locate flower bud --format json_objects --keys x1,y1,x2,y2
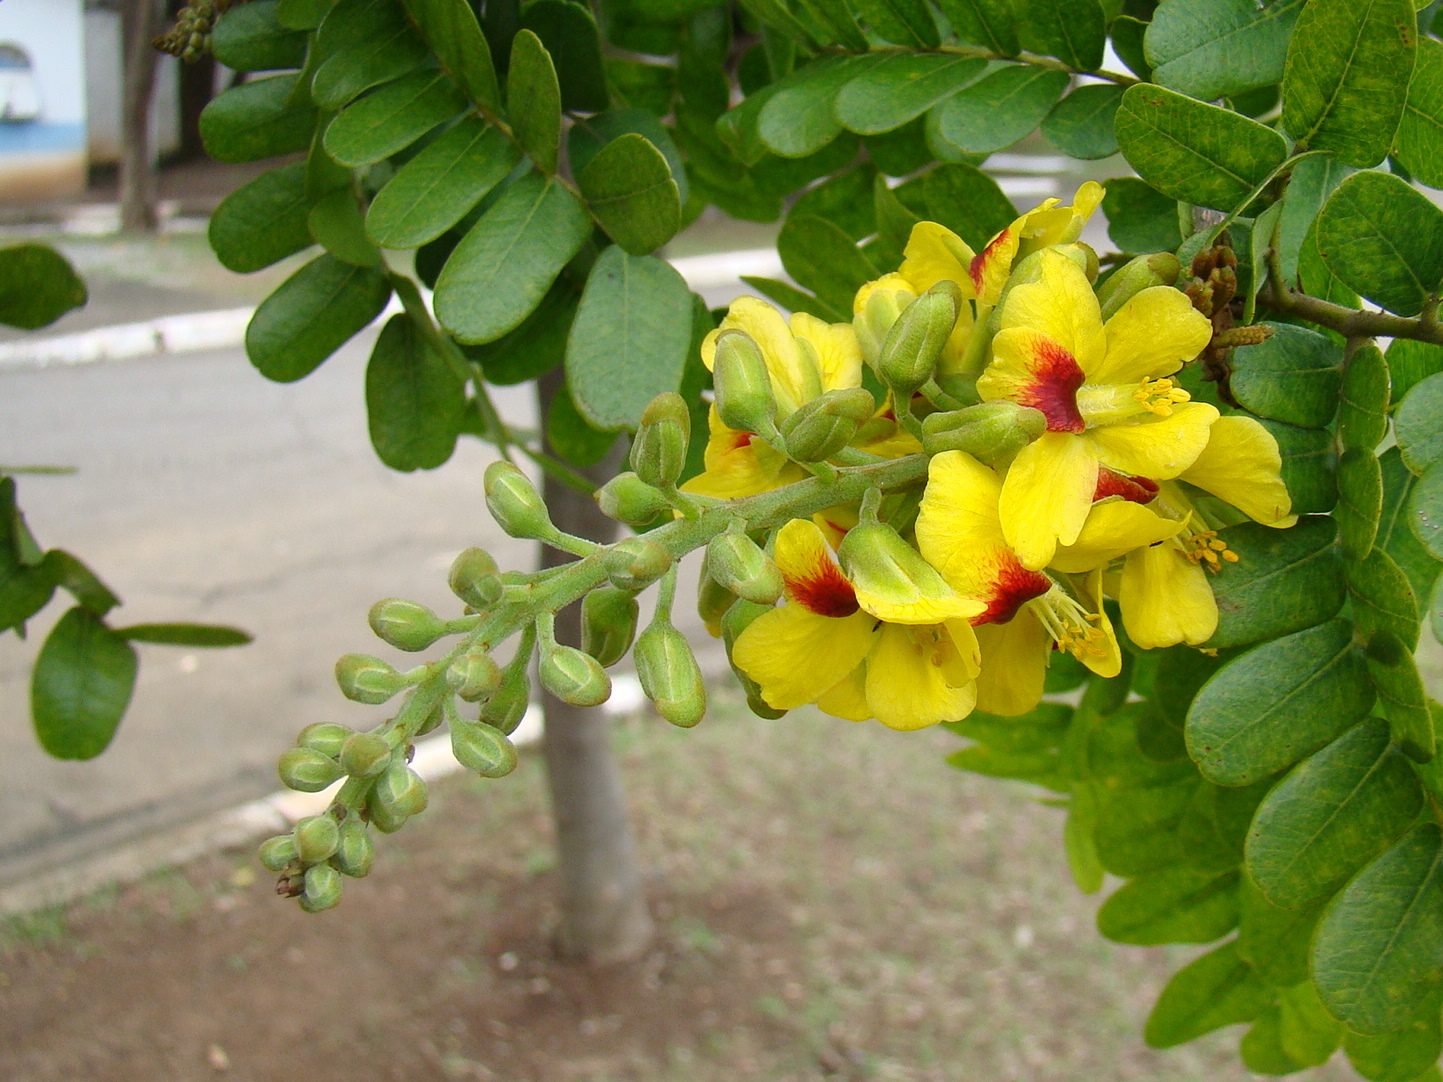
[
  {"x1": 853, "y1": 275, "x2": 917, "y2": 367},
  {"x1": 696, "y1": 571, "x2": 733, "y2": 638},
  {"x1": 634, "y1": 621, "x2": 706, "y2": 728},
  {"x1": 373, "y1": 759, "x2": 428, "y2": 820},
  {"x1": 878, "y1": 282, "x2": 962, "y2": 397},
  {"x1": 368, "y1": 598, "x2": 446, "y2": 652},
  {"x1": 479, "y1": 667, "x2": 530, "y2": 734},
  {"x1": 540, "y1": 640, "x2": 612, "y2": 706},
  {"x1": 296, "y1": 722, "x2": 352, "y2": 758},
  {"x1": 332, "y1": 817, "x2": 374, "y2": 878},
  {"x1": 335, "y1": 653, "x2": 406, "y2": 705},
  {"x1": 259, "y1": 833, "x2": 298, "y2": 872},
  {"x1": 596, "y1": 472, "x2": 671, "y2": 526},
  {"x1": 630, "y1": 392, "x2": 691, "y2": 489},
  {"x1": 339, "y1": 731, "x2": 393, "y2": 778},
  {"x1": 416, "y1": 700, "x2": 445, "y2": 736},
  {"x1": 605, "y1": 536, "x2": 673, "y2": 591},
  {"x1": 712, "y1": 330, "x2": 782, "y2": 443},
  {"x1": 839, "y1": 519, "x2": 966, "y2": 617},
  {"x1": 300, "y1": 863, "x2": 342, "y2": 912},
  {"x1": 451, "y1": 718, "x2": 519, "y2": 777},
  {"x1": 706, "y1": 529, "x2": 783, "y2": 605},
  {"x1": 294, "y1": 814, "x2": 341, "y2": 865},
  {"x1": 278, "y1": 747, "x2": 345, "y2": 793},
  {"x1": 484, "y1": 461, "x2": 554, "y2": 540},
  {"x1": 448, "y1": 546, "x2": 502, "y2": 610},
  {"x1": 582, "y1": 586, "x2": 639, "y2": 666},
  {"x1": 447, "y1": 649, "x2": 502, "y2": 702},
  {"x1": 921, "y1": 402, "x2": 1047, "y2": 464},
  {"x1": 720, "y1": 599, "x2": 787, "y2": 720},
  {"x1": 778, "y1": 387, "x2": 876, "y2": 463},
  {"x1": 1097, "y1": 252, "x2": 1183, "y2": 321}
]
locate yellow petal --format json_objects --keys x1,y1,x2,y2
[
  {"x1": 679, "y1": 405, "x2": 804, "y2": 499},
  {"x1": 772, "y1": 518, "x2": 861, "y2": 617},
  {"x1": 853, "y1": 272, "x2": 917, "y2": 317},
  {"x1": 900, "y1": 222, "x2": 978, "y2": 298},
  {"x1": 1088, "y1": 400, "x2": 1219, "y2": 480},
  {"x1": 790, "y1": 312, "x2": 864, "y2": 392},
  {"x1": 969, "y1": 224, "x2": 1022, "y2": 307},
  {"x1": 701, "y1": 296, "x2": 811, "y2": 414},
  {"x1": 1094, "y1": 286, "x2": 1213, "y2": 386},
  {"x1": 1075, "y1": 567, "x2": 1123, "y2": 678},
  {"x1": 817, "y1": 667, "x2": 870, "y2": 721},
  {"x1": 999, "y1": 432, "x2": 1099, "y2": 570},
  {"x1": 973, "y1": 614, "x2": 1048, "y2": 716},
  {"x1": 1119, "y1": 544, "x2": 1219, "y2": 649},
  {"x1": 863, "y1": 624, "x2": 977, "y2": 731},
  {"x1": 916, "y1": 450, "x2": 1009, "y2": 594},
  {"x1": 1180, "y1": 415, "x2": 1296, "y2": 527},
  {"x1": 733, "y1": 604, "x2": 879, "y2": 710},
  {"x1": 1050, "y1": 501, "x2": 1185, "y2": 574},
  {"x1": 943, "y1": 617, "x2": 983, "y2": 680},
  {"x1": 978, "y1": 328, "x2": 1086, "y2": 432},
  {"x1": 995, "y1": 250, "x2": 1106, "y2": 371}
]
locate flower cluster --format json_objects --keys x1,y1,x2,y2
[{"x1": 691, "y1": 185, "x2": 1295, "y2": 729}]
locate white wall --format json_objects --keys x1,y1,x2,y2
[
  {"x1": 84, "y1": 8, "x2": 181, "y2": 163},
  {"x1": 0, "y1": 0, "x2": 86, "y2": 125}
]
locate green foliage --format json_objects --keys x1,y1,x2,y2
[
  {"x1": 366, "y1": 314, "x2": 467, "y2": 470},
  {"x1": 0, "y1": 244, "x2": 86, "y2": 330},
  {"x1": 1204, "y1": 517, "x2": 1344, "y2": 649},
  {"x1": 246, "y1": 254, "x2": 391, "y2": 381},
  {"x1": 1316, "y1": 171, "x2": 1443, "y2": 317},
  {"x1": 1229, "y1": 323, "x2": 1341, "y2": 428},
  {"x1": 200, "y1": 73, "x2": 316, "y2": 163},
  {"x1": 1144, "y1": 0, "x2": 1302, "y2": 101}
]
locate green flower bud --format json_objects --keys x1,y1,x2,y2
[
  {"x1": 596, "y1": 472, "x2": 671, "y2": 526},
  {"x1": 706, "y1": 528, "x2": 783, "y2": 606},
  {"x1": 720, "y1": 599, "x2": 787, "y2": 720},
  {"x1": 778, "y1": 386, "x2": 876, "y2": 463},
  {"x1": 605, "y1": 536, "x2": 673, "y2": 591},
  {"x1": 696, "y1": 571, "x2": 733, "y2": 638},
  {"x1": 335, "y1": 653, "x2": 406, "y2": 705},
  {"x1": 480, "y1": 667, "x2": 530, "y2": 734},
  {"x1": 630, "y1": 392, "x2": 691, "y2": 489},
  {"x1": 921, "y1": 402, "x2": 1047, "y2": 465},
  {"x1": 451, "y1": 719, "x2": 519, "y2": 778},
  {"x1": 296, "y1": 722, "x2": 353, "y2": 758},
  {"x1": 300, "y1": 863, "x2": 343, "y2": 912},
  {"x1": 484, "y1": 461, "x2": 554, "y2": 540},
  {"x1": 258, "y1": 834, "x2": 298, "y2": 872},
  {"x1": 332, "y1": 817, "x2": 374, "y2": 878},
  {"x1": 853, "y1": 279, "x2": 916, "y2": 367},
  {"x1": 339, "y1": 731, "x2": 393, "y2": 778},
  {"x1": 838, "y1": 519, "x2": 962, "y2": 615},
  {"x1": 991, "y1": 244, "x2": 1096, "y2": 331},
  {"x1": 278, "y1": 747, "x2": 345, "y2": 793},
  {"x1": 878, "y1": 282, "x2": 963, "y2": 397},
  {"x1": 448, "y1": 546, "x2": 502, "y2": 610},
  {"x1": 416, "y1": 701, "x2": 445, "y2": 736},
  {"x1": 634, "y1": 621, "x2": 706, "y2": 728},
  {"x1": 712, "y1": 330, "x2": 782, "y2": 443},
  {"x1": 368, "y1": 598, "x2": 446, "y2": 653},
  {"x1": 374, "y1": 760, "x2": 428, "y2": 820},
  {"x1": 1097, "y1": 252, "x2": 1183, "y2": 321},
  {"x1": 582, "y1": 586, "x2": 640, "y2": 666},
  {"x1": 540, "y1": 640, "x2": 612, "y2": 706},
  {"x1": 447, "y1": 649, "x2": 503, "y2": 702},
  {"x1": 293, "y1": 814, "x2": 341, "y2": 865}
]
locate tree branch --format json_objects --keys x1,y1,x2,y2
[{"x1": 1256, "y1": 284, "x2": 1443, "y2": 347}]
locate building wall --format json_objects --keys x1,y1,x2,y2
[
  {"x1": 0, "y1": 0, "x2": 87, "y2": 203},
  {"x1": 84, "y1": 8, "x2": 181, "y2": 165}
]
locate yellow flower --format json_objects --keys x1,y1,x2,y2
[
  {"x1": 976, "y1": 249, "x2": 1215, "y2": 570},
  {"x1": 732, "y1": 519, "x2": 983, "y2": 730}
]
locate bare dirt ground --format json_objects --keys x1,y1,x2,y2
[{"x1": 0, "y1": 691, "x2": 1358, "y2": 1081}]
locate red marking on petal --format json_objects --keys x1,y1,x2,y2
[
  {"x1": 971, "y1": 552, "x2": 1050, "y2": 626},
  {"x1": 785, "y1": 553, "x2": 859, "y2": 618},
  {"x1": 1016, "y1": 338, "x2": 1085, "y2": 433},
  {"x1": 1093, "y1": 467, "x2": 1159, "y2": 504},
  {"x1": 724, "y1": 430, "x2": 755, "y2": 451},
  {"x1": 821, "y1": 518, "x2": 852, "y2": 541},
  {"x1": 969, "y1": 228, "x2": 1010, "y2": 295}
]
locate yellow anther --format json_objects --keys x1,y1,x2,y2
[
  {"x1": 1133, "y1": 377, "x2": 1191, "y2": 418},
  {"x1": 1183, "y1": 530, "x2": 1238, "y2": 572}
]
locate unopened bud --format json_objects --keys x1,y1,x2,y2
[
  {"x1": 853, "y1": 274, "x2": 917, "y2": 367},
  {"x1": 720, "y1": 599, "x2": 787, "y2": 720},
  {"x1": 634, "y1": 621, "x2": 706, "y2": 728},
  {"x1": 447, "y1": 649, "x2": 502, "y2": 702},
  {"x1": 278, "y1": 746, "x2": 345, "y2": 793},
  {"x1": 451, "y1": 718, "x2": 519, "y2": 777},
  {"x1": 448, "y1": 546, "x2": 502, "y2": 610},
  {"x1": 631, "y1": 392, "x2": 691, "y2": 488},
  {"x1": 696, "y1": 572, "x2": 733, "y2": 638},
  {"x1": 339, "y1": 731, "x2": 393, "y2": 778},
  {"x1": 779, "y1": 387, "x2": 875, "y2": 462},
  {"x1": 605, "y1": 536, "x2": 673, "y2": 591},
  {"x1": 294, "y1": 814, "x2": 341, "y2": 864},
  {"x1": 540, "y1": 640, "x2": 612, "y2": 706},
  {"x1": 296, "y1": 722, "x2": 352, "y2": 758},
  {"x1": 259, "y1": 834, "x2": 298, "y2": 872},
  {"x1": 300, "y1": 863, "x2": 342, "y2": 912},
  {"x1": 921, "y1": 402, "x2": 1047, "y2": 464},
  {"x1": 712, "y1": 330, "x2": 781, "y2": 443},
  {"x1": 877, "y1": 282, "x2": 962, "y2": 397},
  {"x1": 335, "y1": 653, "x2": 406, "y2": 705},
  {"x1": 596, "y1": 472, "x2": 671, "y2": 525},
  {"x1": 480, "y1": 666, "x2": 531, "y2": 734},
  {"x1": 582, "y1": 586, "x2": 639, "y2": 666},
  {"x1": 706, "y1": 529, "x2": 783, "y2": 605},
  {"x1": 332, "y1": 817, "x2": 374, "y2": 878},
  {"x1": 373, "y1": 759, "x2": 428, "y2": 820},
  {"x1": 484, "y1": 461, "x2": 554, "y2": 540},
  {"x1": 838, "y1": 518, "x2": 971, "y2": 619},
  {"x1": 368, "y1": 598, "x2": 445, "y2": 652},
  {"x1": 1097, "y1": 252, "x2": 1183, "y2": 321}
]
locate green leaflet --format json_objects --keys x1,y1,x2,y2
[
  {"x1": 1348, "y1": 548, "x2": 1423, "y2": 651},
  {"x1": 1282, "y1": 0, "x2": 1417, "y2": 167},
  {"x1": 1096, "y1": 866, "x2": 1240, "y2": 946},
  {"x1": 577, "y1": 134, "x2": 682, "y2": 255},
  {"x1": 1381, "y1": 447, "x2": 1443, "y2": 611},
  {"x1": 311, "y1": 0, "x2": 426, "y2": 109},
  {"x1": 1337, "y1": 446, "x2": 1384, "y2": 562},
  {"x1": 1396, "y1": 372, "x2": 1443, "y2": 476},
  {"x1": 1339, "y1": 344, "x2": 1392, "y2": 452},
  {"x1": 1145, "y1": 0, "x2": 1303, "y2": 101},
  {"x1": 1015, "y1": 0, "x2": 1104, "y2": 70},
  {"x1": 1408, "y1": 460, "x2": 1443, "y2": 561},
  {"x1": 1039, "y1": 83, "x2": 1122, "y2": 160},
  {"x1": 795, "y1": 167, "x2": 878, "y2": 243},
  {"x1": 569, "y1": 110, "x2": 689, "y2": 206},
  {"x1": 1388, "y1": 338, "x2": 1443, "y2": 406},
  {"x1": 1345, "y1": 988, "x2": 1443, "y2": 1082},
  {"x1": 113, "y1": 624, "x2": 252, "y2": 647},
  {"x1": 245, "y1": 253, "x2": 392, "y2": 382},
  {"x1": 0, "y1": 243, "x2": 86, "y2": 330},
  {"x1": 433, "y1": 173, "x2": 590, "y2": 344},
  {"x1": 1313, "y1": 822, "x2": 1443, "y2": 1035},
  {"x1": 507, "y1": 30, "x2": 562, "y2": 175},
  {"x1": 41, "y1": 550, "x2": 119, "y2": 616},
  {"x1": 520, "y1": 0, "x2": 608, "y2": 113},
  {"x1": 565, "y1": 248, "x2": 693, "y2": 431},
  {"x1": 324, "y1": 70, "x2": 465, "y2": 167},
  {"x1": 1114, "y1": 84, "x2": 1289, "y2": 212},
  {"x1": 1095, "y1": 778, "x2": 1194, "y2": 877},
  {"x1": 208, "y1": 161, "x2": 315, "y2": 273},
  {"x1": 546, "y1": 381, "x2": 617, "y2": 467},
  {"x1": 935, "y1": 0, "x2": 1017, "y2": 55},
  {"x1": 831, "y1": 54, "x2": 985, "y2": 137},
  {"x1": 777, "y1": 213, "x2": 879, "y2": 313},
  {"x1": 1315, "y1": 171, "x2": 1443, "y2": 318},
  {"x1": 212, "y1": 0, "x2": 308, "y2": 72},
  {"x1": 398, "y1": 0, "x2": 501, "y2": 112},
  {"x1": 1255, "y1": 417, "x2": 1337, "y2": 515},
  {"x1": 307, "y1": 188, "x2": 381, "y2": 266},
  {"x1": 1364, "y1": 628, "x2": 1435, "y2": 761},
  {"x1": 1204, "y1": 517, "x2": 1345, "y2": 649},
  {"x1": 1111, "y1": 15, "x2": 1152, "y2": 81},
  {"x1": 934, "y1": 64, "x2": 1071, "y2": 155},
  {"x1": 0, "y1": 484, "x2": 55, "y2": 634},
  {"x1": 1100, "y1": 177, "x2": 1181, "y2": 254},
  {"x1": 31, "y1": 607, "x2": 138, "y2": 761},
  {"x1": 1397, "y1": 36, "x2": 1443, "y2": 189},
  {"x1": 1277, "y1": 154, "x2": 1352, "y2": 289},
  {"x1": 365, "y1": 314, "x2": 466, "y2": 471},
  {"x1": 851, "y1": 0, "x2": 939, "y2": 47},
  {"x1": 1186, "y1": 618, "x2": 1374, "y2": 786},
  {"x1": 607, "y1": 58, "x2": 674, "y2": 117},
  {"x1": 1228, "y1": 323, "x2": 1341, "y2": 428},
  {"x1": 463, "y1": 284, "x2": 578, "y2": 385},
  {"x1": 920, "y1": 163, "x2": 1015, "y2": 252},
  {"x1": 199, "y1": 73, "x2": 317, "y2": 164},
  {"x1": 277, "y1": 0, "x2": 332, "y2": 29},
  {"x1": 1238, "y1": 874, "x2": 1328, "y2": 989},
  {"x1": 943, "y1": 701, "x2": 1072, "y2": 755},
  {"x1": 1144, "y1": 940, "x2": 1273, "y2": 1048},
  {"x1": 1247, "y1": 718, "x2": 1424, "y2": 909}
]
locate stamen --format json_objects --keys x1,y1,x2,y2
[
  {"x1": 1133, "y1": 377, "x2": 1191, "y2": 418},
  {"x1": 1183, "y1": 530, "x2": 1239, "y2": 572},
  {"x1": 1027, "y1": 587, "x2": 1110, "y2": 661}
]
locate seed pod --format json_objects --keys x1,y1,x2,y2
[
  {"x1": 447, "y1": 649, "x2": 503, "y2": 702},
  {"x1": 605, "y1": 536, "x2": 673, "y2": 591},
  {"x1": 712, "y1": 330, "x2": 782, "y2": 443},
  {"x1": 484, "y1": 461, "x2": 554, "y2": 540},
  {"x1": 778, "y1": 387, "x2": 876, "y2": 462},
  {"x1": 720, "y1": 599, "x2": 787, "y2": 720},
  {"x1": 540, "y1": 640, "x2": 612, "y2": 706},
  {"x1": 258, "y1": 834, "x2": 298, "y2": 872},
  {"x1": 448, "y1": 546, "x2": 502, "y2": 610},
  {"x1": 296, "y1": 722, "x2": 352, "y2": 758},
  {"x1": 877, "y1": 282, "x2": 962, "y2": 398},
  {"x1": 596, "y1": 472, "x2": 672, "y2": 526},
  {"x1": 630, "y1": 392, "x2": 691, "y2": 489},
  {"x1": 921, "y1": 402, "x2": 1047, "y2": 464},
  {"x1": 451, "y1": 719, "x2": 519, "y2": 778},
  {"x1": 300, "y1": 863, "x2": 343, "y2": 912},
  {"x1": 293, "y1": 814, "x2": 341, "y2": 865},
  {"x1": 332, "y1": 817, "x2": 374, "y2": 878},
  {"x1": 339, "y1": 731, "x2": 393, "y2": 778},
  {"x1": 373, "y1": 760, "x2": 428, "y2": 820},
  {"x1": 334, "y1": 653, "x2": 406, "y2": 705},
  {"x1": 634, "y1": 620, "x2": 706, "y2": 728},
  {"x1": 1097, "y1": 252, "x2": 1183, "y2": 321},
  {"x1": 278, "y1": 746, "x2": 345, "y2": 793},
  {"x1": 582, "y1": 586, "x2": 640, "y2": 665},
  {"x1": 706, "y1": 529, "x2": 783, "y2": 605},
  {"x1": 696, "y1": 571, "x2": 733, "y2": 638},
  {"x1": 368, "y1": 598, "x2": 446, "y2": 652},
  {"x1": 480, "y1": 666, "x2": 531, "y2": 734}
]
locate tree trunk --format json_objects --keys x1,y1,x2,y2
[
  {"x1": 534, "y1": 369, "x2": 655, "y2": 963},
  {"x1": 120, "y1": 0, "x2": 163, "y2": 233},
  {"x1": 176, "y1": 47, "x2": 216, "y2": 163}
]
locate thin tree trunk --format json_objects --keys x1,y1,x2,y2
[
  {"x1": 535, "y1": 369, "x2": 655, "y2": 963},
  {"x1": 120, "y1": 0, "x2": 163, "y2": 232}
]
